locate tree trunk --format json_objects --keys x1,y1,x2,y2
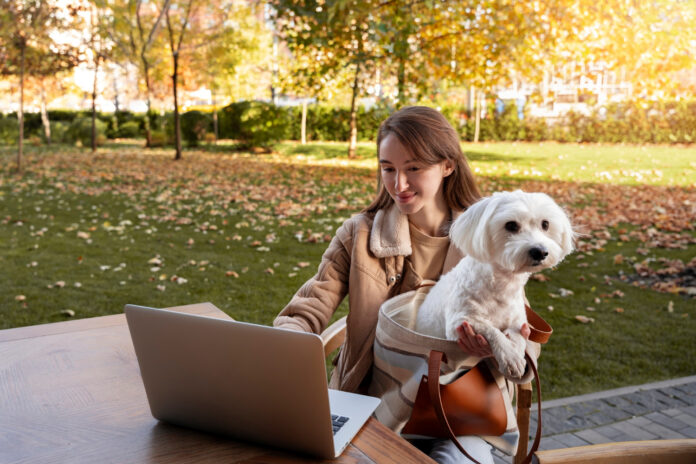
[
  {"x1": 172, "y1": 52, "x2": 182, "y2": 160},
  {"x1": 40, "y1": 80, "x2": 51, "y2": 145},
  {"x1": 91, "y1": 56, "x2": 100, "y2": 154},
  {"x1": 397, "y1": 56, "x2": 406, "y2": 107},
  {"x1": 474, "y1": 90, "x2": 481, "y2": 143},
  {"x1": 347, "y1": 64, "x2": 360, "y2": 159},
  {"x1": 113, "y1": 74, "x2": 120, "y2": 113},
  {"x1": 212, "y1": 86, "x2": 218, "y2": 143},
  {"x1": 143, "y1": 60, "x2": 153, "y2": 148},
  {"x1": 301, "y1": 100, "x2": 307, "y2": 145},
  {"x1": 18, "y1": 44, "x2": 25, "y2": 173}
]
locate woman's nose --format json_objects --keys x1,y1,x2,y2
[{"x1": 394, "y1": 171, "x2": 408, "y2": 192}]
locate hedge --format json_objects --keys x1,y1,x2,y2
[{"x1": 1, "y1": 99, "x2": 694, "y2": 147}]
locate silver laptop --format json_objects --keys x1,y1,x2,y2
[{"x1": 124, "y1": 304, "x2": 380, "y2": 459}]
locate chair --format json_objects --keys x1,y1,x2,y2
[
  {"x1": 534, "y1": 439, "x2": 696, "y2": 464},
  {"x1": 320, "y1": 316, "x2": 535, "y2": 464}
]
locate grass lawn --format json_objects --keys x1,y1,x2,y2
[{"x1": 1, "y1": 140, "x2": 695, "y2": 399}]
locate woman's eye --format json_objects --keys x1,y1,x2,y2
[
  {"x1": 541, "y1": 220, "x2": 549, "y2": 231},
  {"x1": 505, "y1": 221, "x2": 520, "y2": 233}
]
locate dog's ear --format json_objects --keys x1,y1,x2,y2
[
  {"x1": 544, "y1": 196, "x2": 576, "y2": 256},
  {"x1": 558, "y1": 211, "x2": 577, "y2": 256},
  {"x1": 450, "y1": 196, "x2": 497, "y2": 261}
]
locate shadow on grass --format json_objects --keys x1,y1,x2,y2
[
  {"x1": 274, "y1": 141, "x2": 375, "y2": 160},
  {"x1": 462, "y1": 150, "x2": 528, "y2": 163}
]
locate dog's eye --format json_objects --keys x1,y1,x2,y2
[
  {"x1": 542, "y1": 220, "x2": 549, "y2": 231},
  {"x1": 505, "y1": 221, "x2": 520, "y2": 233}
]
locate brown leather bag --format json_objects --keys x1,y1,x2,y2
[
  {"x1": 401, "y1": 356, "x2": 507, "y2": 437},
  {"x1": 402, "y1": 305, "x2": 551, "y2": 464}
]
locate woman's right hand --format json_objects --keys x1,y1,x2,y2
[
  {"x1": 456, "y1": 322, "x2": 493, "y2": 358},
  {"x1": 456, "y1": 322, "x2": 531, "y2": 358}
]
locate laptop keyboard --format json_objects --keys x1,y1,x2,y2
[{"x1": 331, "y1": 415, "x2": 349, "y2": 435}]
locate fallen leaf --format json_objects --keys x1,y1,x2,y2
[
  {"x1": 614, "y1": 307, "x2": 625, "y2": 313},
  {"x1": 531, "y1": 273, "x2": 550, "y2": 282},
  {"x1": 226, "y1": 270, "x2": 239, "y2": 278},
  {"x1": 575, "y1": 315, "x2": 595, "y2": 323},
  {"x1": 264, "y1": 268, "x2": 275, "y2": 275},
  {"x1": 297, "y1": 262, "x2": 310, "y2": 268},
  {"x1": 15, "y1": 295, "x2": 26, "y2": 301},
  {"x1": 667, "y1": 301, "x2": 674, "y2": 313},
  {"x1": 60, "y1": 309, "x2": 75, "y2": 317}
]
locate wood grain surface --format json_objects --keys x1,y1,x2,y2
[{"x1": 0, "y1": 303, "x2": 433, "y2": 463}]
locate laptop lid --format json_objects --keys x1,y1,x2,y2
[{"x1": 124, "y1": 304, "x2": 379, "y2": 458}]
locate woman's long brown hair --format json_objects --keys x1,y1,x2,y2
[{"x1": 364, "y1": 106, "x2": 481, "y2": 215}]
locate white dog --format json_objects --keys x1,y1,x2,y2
[{"x1": 415, "y1": 190, "x2": 575, "y2": 378}]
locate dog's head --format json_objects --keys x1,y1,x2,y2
[{"x1": 450, "y1": 190, "x2": 575, "y2": 273}]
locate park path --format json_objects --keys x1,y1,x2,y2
[{"x1": 493, "y1": 375, "x2": 696, "y2": 463}]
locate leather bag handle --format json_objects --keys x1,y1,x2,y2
[
  {"x1": 427, "y1": 350, "x2": 543, "y2": 464},
  {"x1": 525, "y1": 305, "x2": 552, "y2": 345}
]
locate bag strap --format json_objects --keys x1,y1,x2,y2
[
  {"x1": 525, "y1": 305, "x2": 552, "y2": 344},
  {"x1": 426, "y1": 350, "x2": 543, "y2": 464},
  {"x1": 427, "y1": 350, "x2": 481, "y2": 464}
]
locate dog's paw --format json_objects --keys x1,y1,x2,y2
[{"x1": 496, "y1": 349, "x2": 526, "y2": 378}]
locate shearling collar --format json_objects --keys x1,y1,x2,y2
[
  {"x1": 369, "y1": 204, "x2": 412, "y2": 258},
  {"x1": 369, "y1": 204, "x2": 464, "y2": 259}
]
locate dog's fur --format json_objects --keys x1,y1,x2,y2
[{"x1": 415, "y1": 190, "x2": 575, "y2": 378}]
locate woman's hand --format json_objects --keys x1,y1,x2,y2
[{"x1": 456, "y1": 322, "x2": 531, "y2": 357}]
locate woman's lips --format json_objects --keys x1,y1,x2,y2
[{"x1": 396, "y1": 192, "x2": 415, "y2": 203}]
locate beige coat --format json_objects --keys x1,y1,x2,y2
[{"x1": 274, "y1": 204, "x2": 465, "y2": 393}]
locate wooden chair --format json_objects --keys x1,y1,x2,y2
[
  {"x1": 320, "y1": 316, "x2": 535, "y2": 464},
  {"x1": 534, "y1": 439, "x2": 696, "y2": 464}
]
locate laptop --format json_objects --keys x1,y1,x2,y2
[{"x1": 124, "y1": 304, "x2": 380, "y2": 459}]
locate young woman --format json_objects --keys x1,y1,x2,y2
[{"x1": 274, "y1": 106, "x2": 531, "y2": 463}]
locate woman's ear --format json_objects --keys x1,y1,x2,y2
[{"x1": 443, "y1": 160, "x2": 455, "y2": 177}]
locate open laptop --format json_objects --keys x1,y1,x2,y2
[{"x1": 124, "y1": 304, "x2": 380, "y2": 459}]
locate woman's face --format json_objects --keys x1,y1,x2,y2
[{"x1": 379, "y1": 133, "x2": 453, "y2": 218}]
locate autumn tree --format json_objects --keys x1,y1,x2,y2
[
  {"x1": 269, "y1": 0, "x2": 380, "y2": 158},
  {"x1": 0, "y1": 0, "x2": 81, "y2": 171},
  {"x1": 551, "y1": 0, "x2": 696, "y2": 98},
  {"x1": 100, "y1": 0, "x2": 171, "y2": 147},
  {"x1": 187, "y1": 2, "x2": 266, "y2": 142},
  {"x1": 86, "y1": 2, "x2": 110, "y2": 153}
]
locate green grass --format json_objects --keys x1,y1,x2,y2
[
  {"x1": 276, "y1": 140, "x2": 696, "y2": 187},
  {"x1": 1, "y1": 140, "x2": 694, "y2": 399}
]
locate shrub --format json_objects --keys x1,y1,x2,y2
[
  {"x1": 149, "y1": 130, "x2": 172, "y2": 147},
  {"x1": 0, "y1": 116, "x2": 18, "y2": 145},
  {"x1": 220, "y1": 101, "x2": 290, "y2": 149},
  {"x1": 49, "y1": 121, "x2": 71, "y2": 144},
  {"x1": 116, "y1": 121, "x2": 141, "y2": 138},
  {"x1": 65, "y1": 117, "x2": 107, "y2": 147},
  {"x1": 181, "y1": 110, "x2": 212, "y2": 147}
]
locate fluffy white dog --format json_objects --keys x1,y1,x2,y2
[{"x1": 415, "y1": 190, "x2": 575, "y2": 378}]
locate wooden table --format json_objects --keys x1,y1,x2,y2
[{"x1": 0, "y1": 303, "x2": 434, "y2": 464}]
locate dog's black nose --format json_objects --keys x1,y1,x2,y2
[{"x1": 529, "y1": 247, "x2": 548, "y2": 262}]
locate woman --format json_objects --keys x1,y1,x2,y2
[{"x1": 274, "y1": 106, "x2": 531, "y2": 463}]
